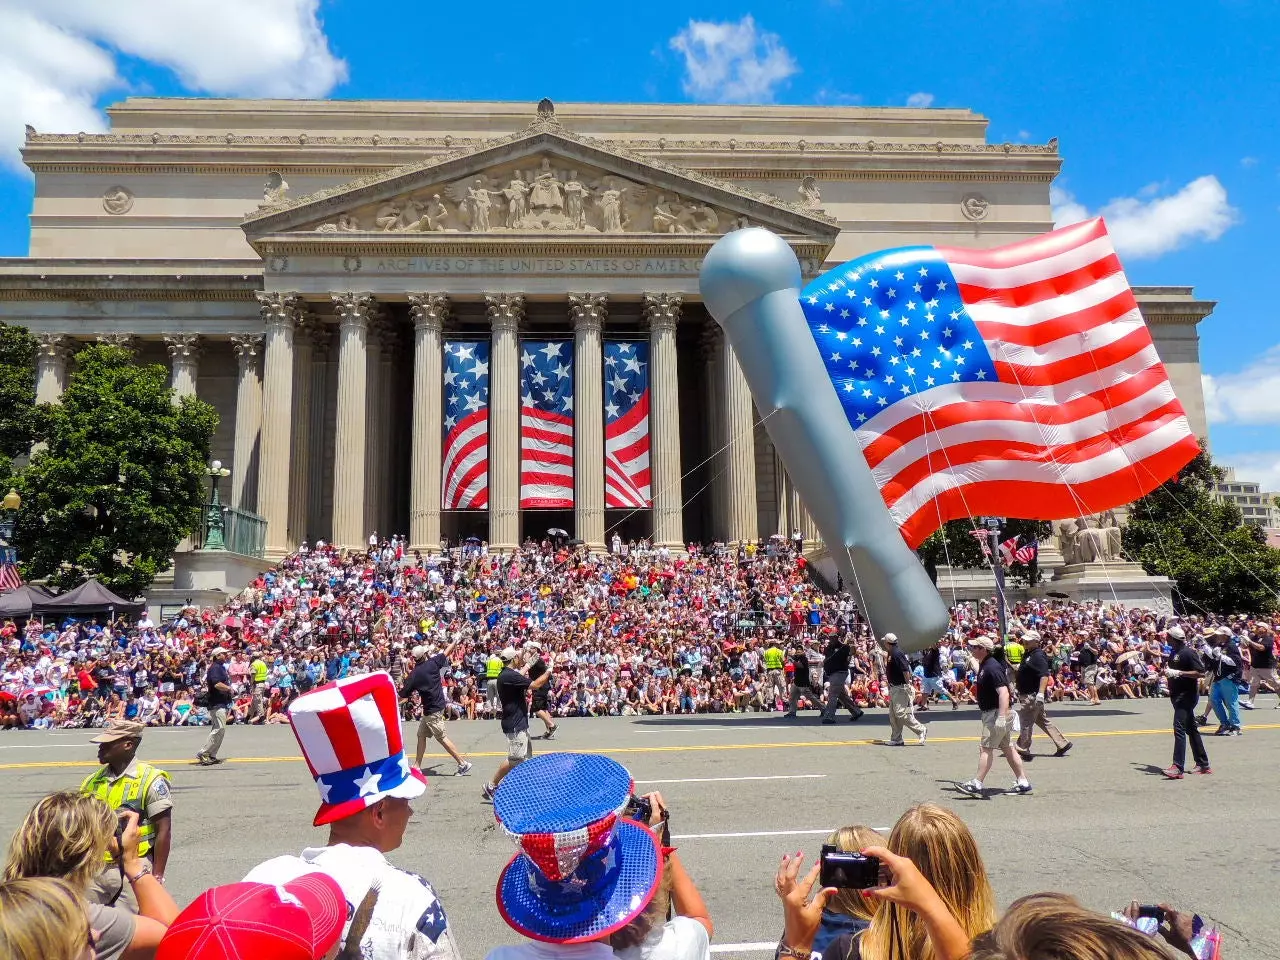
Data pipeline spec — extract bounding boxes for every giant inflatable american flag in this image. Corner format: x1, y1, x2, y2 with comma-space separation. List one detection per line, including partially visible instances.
604, 340, 652, 508
519, 340, 574, 508
799, 218, 1199, 548
441, 340, 490, 510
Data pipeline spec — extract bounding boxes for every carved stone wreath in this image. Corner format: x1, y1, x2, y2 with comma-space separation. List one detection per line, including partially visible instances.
960, 193, 990, 222
102, 186, 134, 215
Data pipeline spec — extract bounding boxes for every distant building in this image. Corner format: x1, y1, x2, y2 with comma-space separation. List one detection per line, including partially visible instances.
1215, 468, 1278, 528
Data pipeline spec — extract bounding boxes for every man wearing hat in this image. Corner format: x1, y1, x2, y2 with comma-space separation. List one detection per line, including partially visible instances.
400, 642, 473, 776
1163, 625, 1210, 779
195, 647, 233, 766
1203, 625, 1244, 736
244, 671, 461, 960
82, 718, 174, 900
524, 640, 558, 740
883, 633, 928, 746
483, 646, 551, 801
1013, 630, 1072, 760
958, 635, 1032, 796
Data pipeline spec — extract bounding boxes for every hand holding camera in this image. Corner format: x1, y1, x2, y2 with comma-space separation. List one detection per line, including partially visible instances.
774, 852, 837, 953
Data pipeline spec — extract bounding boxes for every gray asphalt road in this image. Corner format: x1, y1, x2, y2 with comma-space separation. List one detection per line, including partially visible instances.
3, 699, 1278, 958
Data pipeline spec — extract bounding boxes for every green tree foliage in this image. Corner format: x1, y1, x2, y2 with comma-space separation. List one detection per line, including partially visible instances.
1123, 449, 1280, 614
12, 345, 218, 598
0, 322, 38, 480
917, 518, 1053, 586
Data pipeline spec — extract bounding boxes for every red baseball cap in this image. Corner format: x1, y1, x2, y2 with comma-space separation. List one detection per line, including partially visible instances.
156, 873, 346, 960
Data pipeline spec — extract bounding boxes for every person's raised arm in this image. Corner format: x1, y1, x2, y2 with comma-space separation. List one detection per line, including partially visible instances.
641, 792, 713, 937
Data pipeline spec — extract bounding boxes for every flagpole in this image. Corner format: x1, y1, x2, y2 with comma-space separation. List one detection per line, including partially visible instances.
984, 516, 1008, 640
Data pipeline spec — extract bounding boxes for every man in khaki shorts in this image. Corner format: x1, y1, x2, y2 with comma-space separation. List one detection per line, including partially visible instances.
482, 646, 550, 801
1242, 623, 1278, 710
958, 635, 1032, 796
399, 643, 472, 776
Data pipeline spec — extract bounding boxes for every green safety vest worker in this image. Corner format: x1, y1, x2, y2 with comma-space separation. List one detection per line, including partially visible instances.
486, 654, 503, 679
80, 761, 172, 859
1004, 639, 1025, 667
251, 657, 269, 684
763, 645, 785, 670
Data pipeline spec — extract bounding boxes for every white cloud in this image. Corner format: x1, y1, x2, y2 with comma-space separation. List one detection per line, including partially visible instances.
0, 0, 346, 171
669, 15, 798, 103
1050, 175, 1238, 260
906, 92, 934, 108
1240, 156, 1258, 168
1201, 347, 1280, 426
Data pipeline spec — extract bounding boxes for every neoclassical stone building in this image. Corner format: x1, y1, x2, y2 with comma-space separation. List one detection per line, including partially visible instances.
0, 97, 1214, 561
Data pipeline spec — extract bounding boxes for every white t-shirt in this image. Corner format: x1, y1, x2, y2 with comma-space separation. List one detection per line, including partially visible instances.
488, 941, 616, 960
245, 843, 461, 960
613, 917, 711, 960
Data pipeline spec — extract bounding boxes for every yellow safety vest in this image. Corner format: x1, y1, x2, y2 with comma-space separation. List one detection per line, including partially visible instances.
486, 656, 503, 679
80, 762, 169, 859
251, 659, 269, 684
763, 647, 785, 670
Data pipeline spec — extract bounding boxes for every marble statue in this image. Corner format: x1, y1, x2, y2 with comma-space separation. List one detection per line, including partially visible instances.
564, 170, 590, 228
459, 179, 498, 232
1057, 512, 1123, 564
263, 172, 289, 205
598, 183, 625, 233
422, 194, 450, 231
500, 175, 530, 228
798, 176, 821, 209
375, 201, 403, 231
528, 158, 565, 212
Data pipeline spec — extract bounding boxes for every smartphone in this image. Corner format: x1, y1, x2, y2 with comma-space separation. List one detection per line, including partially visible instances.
819, 845, 888, 889
1137, 905, 1166, 923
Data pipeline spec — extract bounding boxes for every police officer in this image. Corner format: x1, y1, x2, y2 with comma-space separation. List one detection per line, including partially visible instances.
762, 636, 786, 711
247, 646, 270, 724
81, 718, 173, 903
485, 647, 504, 714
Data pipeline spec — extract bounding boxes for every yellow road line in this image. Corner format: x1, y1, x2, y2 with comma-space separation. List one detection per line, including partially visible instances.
3, 723, 1277, 771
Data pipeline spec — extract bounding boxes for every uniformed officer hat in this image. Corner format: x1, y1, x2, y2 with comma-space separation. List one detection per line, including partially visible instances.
91, 718, 146, 743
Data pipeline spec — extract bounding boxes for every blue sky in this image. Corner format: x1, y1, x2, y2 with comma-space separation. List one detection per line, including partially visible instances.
0, 1, 1276, 480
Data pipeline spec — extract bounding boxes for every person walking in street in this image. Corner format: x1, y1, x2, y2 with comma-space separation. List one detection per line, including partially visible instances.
400, 643, 473, 777
1204, 626, 1244, 736
884, 633, 928, 746
784, 639, 822, 718
485, 648, 504, 715
821, 629, 864, 724
1242, 622, 1278, 709
958, 635, 1032, 796
1014, 631, 1072, 760
1163, 626, 1211, 779
195, 647, 232, 766
247, 647, 270, 724
482, 646, 550, 801
1076, 634, 1101, 705
762, 637, 787, 711
524, 641, 558, 740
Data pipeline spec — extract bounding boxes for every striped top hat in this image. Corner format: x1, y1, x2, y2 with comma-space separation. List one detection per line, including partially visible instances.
287, 672, 427, 826
493, 753, 661, 944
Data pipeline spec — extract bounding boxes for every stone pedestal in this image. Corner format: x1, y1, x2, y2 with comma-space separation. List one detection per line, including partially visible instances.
1049, 562, 1174, 611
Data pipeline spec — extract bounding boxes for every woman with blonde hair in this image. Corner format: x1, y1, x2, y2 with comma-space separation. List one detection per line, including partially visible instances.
0, 876, 97, 960
4, 792, 179, 960
970, 893, 1191, 960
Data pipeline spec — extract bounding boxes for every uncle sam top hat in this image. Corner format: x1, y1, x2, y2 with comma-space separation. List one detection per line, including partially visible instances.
493, 753, 661, 944
287, 671, 427, 826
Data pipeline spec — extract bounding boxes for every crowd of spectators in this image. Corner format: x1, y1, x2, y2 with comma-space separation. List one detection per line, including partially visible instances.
2, 536, 1276, 733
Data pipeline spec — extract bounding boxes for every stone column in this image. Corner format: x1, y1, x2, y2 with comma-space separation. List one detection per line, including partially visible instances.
644, 293, 684, 550
408, 294, 448, 553
164, 334, 201, 400
703, 327, 726, 539
35, 335, 72, 404
486, 293, 524, 552
570, 293, 607, 551
287, 319, 315, 550
774, 455, 791, 536
307, 325, 334, 543
256, 293, 299, 560
331, 293, 374, 549
364, 319, 385, 539
723, 341, 758, 543
379, 324, 397, 535
230, 335, 263, 512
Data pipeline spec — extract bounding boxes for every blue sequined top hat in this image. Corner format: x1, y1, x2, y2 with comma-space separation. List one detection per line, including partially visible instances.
493, 753, 661, 944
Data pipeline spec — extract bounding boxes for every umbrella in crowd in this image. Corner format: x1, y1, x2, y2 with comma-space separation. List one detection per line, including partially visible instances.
221, 614, 244, 630
546, 527, 569, 539
20, 685, 54, 700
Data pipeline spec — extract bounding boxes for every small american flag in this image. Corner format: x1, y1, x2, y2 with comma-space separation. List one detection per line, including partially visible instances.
604, 340, 651, 508
520, 340, 574, 508
442, 340, 490, 510
800, 218, 1198, 548
1013, 539, 1038, 566
0, 563, 22, 591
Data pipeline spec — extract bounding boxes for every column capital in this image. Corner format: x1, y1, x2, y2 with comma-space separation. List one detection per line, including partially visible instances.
95, 333, 136, 353
569, 293, 608, 332
230, 334, 263, 367
643, 293, 683, 332
485, 293, 525, 333
257, 291, 302, 329
408, 293, 450, 331
331, 292, 376, 329
163, 333, 202, 362
36, 333, 72, 361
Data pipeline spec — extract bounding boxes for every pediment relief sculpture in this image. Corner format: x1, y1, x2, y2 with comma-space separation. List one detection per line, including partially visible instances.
304, 154, 739, 236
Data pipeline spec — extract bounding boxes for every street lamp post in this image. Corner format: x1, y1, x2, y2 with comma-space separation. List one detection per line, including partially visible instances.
0, 488, 20, 566
203, 461, 231, 551
984, 515, 1008, 640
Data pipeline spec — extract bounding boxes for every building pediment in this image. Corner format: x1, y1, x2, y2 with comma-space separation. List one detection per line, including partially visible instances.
241, 104, 838, 252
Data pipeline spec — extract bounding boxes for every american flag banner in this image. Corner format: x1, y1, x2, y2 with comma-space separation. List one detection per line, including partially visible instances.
442, 340, 490, 510
800, 218, 1199, 548
1013, 539, 1038, 566
0, 563, 22, 591
603, 340, 651, 508
998, 535, 1019, 566
520, 340, 574, 508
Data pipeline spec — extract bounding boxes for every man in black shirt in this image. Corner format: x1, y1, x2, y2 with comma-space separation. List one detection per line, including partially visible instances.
400, 642, 472, 776
1203, 625, 1243, 736
820, 630, 864, 724
1076, 636, 1101, 705
958, 635, 1031, 795
524, 641, 558, 740
483, 646, 550, 801
1243, 623, 1277, 709
195, 647, 233, 766
1163, 625, 1210, 778
1014, 631, 1072, 759
784, 641, 820, 718
884, 633, 927, 746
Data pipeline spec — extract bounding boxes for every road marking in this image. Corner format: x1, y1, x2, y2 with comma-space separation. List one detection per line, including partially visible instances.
675, 827, 892, 839
710, 943, 777, 954
636, 774, 826, 785
2, 722, 1277, 771
0, 744, 86, 750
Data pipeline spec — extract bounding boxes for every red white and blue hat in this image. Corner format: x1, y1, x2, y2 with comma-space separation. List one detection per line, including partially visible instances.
493, 753, 661, 944
287, 672, 427, 826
